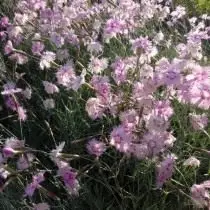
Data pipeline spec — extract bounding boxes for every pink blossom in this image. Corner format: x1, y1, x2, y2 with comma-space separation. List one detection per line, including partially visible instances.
43, 99, 55, 110
191, 181, 210, 208
25, 172, 45, 197
40, 51, 56, 70
110, 125, 132, 154
17, 106, 27, 121
189, 113, 208, 130
88, 57, 108, 74
32, 41, 45, 55
43, 81, 59, 94
85, 97, 105, 120
3, 137, 24, 158
86, 139, 106, 157
156, 155, 176, 188
9, 53, 28, 65
4, 40, 14, 55
58, 166, 80, 195
183, 156, 200, 167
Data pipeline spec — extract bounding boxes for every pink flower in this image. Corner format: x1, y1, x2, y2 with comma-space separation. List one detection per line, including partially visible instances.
86, 139, 106, 157
56, 62, 76, 87
85, 97, 105, 120
43, 99, 55, 110
40, 51, 56, 70
91, 75, 111, 100
58, 166, 80, 195
3, 137, 24, 158
43, 81, 59, 94
111, 58, 128, 84
110, 125, 132, 154
17, 154, 34, 170
88, 57, 108, 74
189, 113, 208, 130
24, 172, 45, 197
153, 100, 173, 120
9, 53, 28, 65
156, 155, 176, 188
183, 156, 200, 167
0, 16, 9, 28
4, 40, 14, 55
17, 106, 27, 121
32, 41, 45, 55
191, 181, 210, 208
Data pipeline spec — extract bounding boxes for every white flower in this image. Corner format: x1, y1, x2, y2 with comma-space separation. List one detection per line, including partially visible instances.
43, 99, 55, 110
40, 51, 56, 70
183, 156, 200, 167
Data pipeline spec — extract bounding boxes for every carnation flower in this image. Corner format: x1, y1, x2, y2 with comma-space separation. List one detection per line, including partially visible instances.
191, 181, 210, 208
25, 172, 45, 197
156, 155, 176, 188
3, 137, 24, 158
86, 139, 106, 157
85, 97, 105, 120
88, 57, 108, 74
40, 51, 56, 70
189, 113, 208, 131
43, 81, 59, 94
57, 165, 80, 195
183, 156, 200, 167
43, 99, 55, 110
32, 41, 45, 55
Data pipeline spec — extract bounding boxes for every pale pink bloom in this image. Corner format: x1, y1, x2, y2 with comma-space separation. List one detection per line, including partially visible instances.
32, 41, 45, 56
56, 62, 76, 87
153, 100, 173, 120
183, 156, 200, 167
22, 87, 32, 99
17, 153, 34, 170
146, 114, 169, 132
34, 203, 50, 210
50, 142, 65, 164
1, 82, 22, 95
191, 181, 210, 208
130, 143, 149, 159
58, 166, 80, 195
110, 125, 132, 154
17, 156, 29, 170
43, 99, 55, 110
3, 137, 24, 158
50, 32, 64, 48
4, 40, 14, 55
111, 58, 128, 84
91, 75, 111, 100
43, 81, 59, 94
40, 51, 56, 70
189, 113, 208, 130
0, 168, 10, 179
156, 155, 176, 188
17, 106, 27, 121
88, 57, 108, 74
25, 172, 45, 197
86, 139, 106, 157
87, 41, 103, 54
170, 6, 186, 22
56, 49, 69, 61
85, 97, 105, 120
9, 53, 28, 65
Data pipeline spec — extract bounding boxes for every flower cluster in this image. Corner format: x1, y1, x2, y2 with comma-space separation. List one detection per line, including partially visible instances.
0, 0, 210, 209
